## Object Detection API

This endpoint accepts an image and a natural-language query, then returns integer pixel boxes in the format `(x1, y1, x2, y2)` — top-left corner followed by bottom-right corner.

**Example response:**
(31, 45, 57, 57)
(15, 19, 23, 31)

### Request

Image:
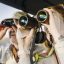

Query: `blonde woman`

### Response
(13, 11, 36, 64)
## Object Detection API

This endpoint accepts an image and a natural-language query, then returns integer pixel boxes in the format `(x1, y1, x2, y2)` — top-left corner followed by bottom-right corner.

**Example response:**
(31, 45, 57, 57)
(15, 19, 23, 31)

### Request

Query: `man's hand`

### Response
(0, 27, 9, 40)
(11, 26, 17, 32)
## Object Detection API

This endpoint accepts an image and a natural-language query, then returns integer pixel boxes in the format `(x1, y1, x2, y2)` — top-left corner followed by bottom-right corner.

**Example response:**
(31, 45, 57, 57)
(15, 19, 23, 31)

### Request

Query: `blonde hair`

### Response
(13, 11, 27, 19)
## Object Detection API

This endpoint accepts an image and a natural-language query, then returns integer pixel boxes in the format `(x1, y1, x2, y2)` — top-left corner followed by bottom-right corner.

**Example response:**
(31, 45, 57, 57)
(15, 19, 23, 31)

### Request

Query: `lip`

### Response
(10, 34, 15, 36)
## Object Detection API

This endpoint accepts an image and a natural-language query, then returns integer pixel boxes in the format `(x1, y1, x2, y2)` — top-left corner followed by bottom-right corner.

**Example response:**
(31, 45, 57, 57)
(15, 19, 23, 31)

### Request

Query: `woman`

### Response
(13, 11, 36, 64)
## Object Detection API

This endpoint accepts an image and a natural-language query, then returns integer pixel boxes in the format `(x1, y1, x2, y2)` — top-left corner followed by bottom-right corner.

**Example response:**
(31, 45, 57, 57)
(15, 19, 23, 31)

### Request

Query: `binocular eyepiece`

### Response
(36, 10, 48, 23)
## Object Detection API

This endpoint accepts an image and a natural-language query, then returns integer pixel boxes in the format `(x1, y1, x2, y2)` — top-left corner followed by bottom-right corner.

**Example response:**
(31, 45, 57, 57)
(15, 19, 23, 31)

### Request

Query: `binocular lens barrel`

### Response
(37, 10, 48, 22)
(19, 16, 28, 26)
(1, 19, 15, 27)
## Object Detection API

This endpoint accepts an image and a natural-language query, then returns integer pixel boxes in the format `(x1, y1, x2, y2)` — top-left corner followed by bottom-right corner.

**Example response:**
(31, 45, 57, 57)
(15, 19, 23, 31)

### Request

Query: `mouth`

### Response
(11, 35, 15, 36)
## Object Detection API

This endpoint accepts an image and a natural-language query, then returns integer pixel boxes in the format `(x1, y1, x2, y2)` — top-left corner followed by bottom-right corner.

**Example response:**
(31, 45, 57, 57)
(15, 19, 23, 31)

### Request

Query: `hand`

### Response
(24, 28, 36, 51)
(4, 27, 9, 31)
(11, 26, 17, 32)
(0, 27, 9, 40)
(42, 8, 62, 41)
(16, 28, 36, 55)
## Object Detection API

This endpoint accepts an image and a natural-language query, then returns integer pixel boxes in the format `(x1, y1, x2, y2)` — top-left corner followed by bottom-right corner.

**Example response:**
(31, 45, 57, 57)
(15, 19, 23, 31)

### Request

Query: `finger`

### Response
(24, 28, 36, 49)
(11, 26, 17, 32)
(16, 29, 24, 51)
(13, 18, 19, 28)
(4, 27, 9, 31)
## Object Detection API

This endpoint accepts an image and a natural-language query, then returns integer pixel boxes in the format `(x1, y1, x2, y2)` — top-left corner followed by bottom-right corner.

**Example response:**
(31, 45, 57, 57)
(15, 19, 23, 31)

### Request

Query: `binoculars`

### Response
(19, 10, 48, 28)
(1, 16, 38, 28)
(1, 10, 48, 28)
(19, 15, 38, 28)
(1, 18, 15, 27)
(36, 10, 48, 22)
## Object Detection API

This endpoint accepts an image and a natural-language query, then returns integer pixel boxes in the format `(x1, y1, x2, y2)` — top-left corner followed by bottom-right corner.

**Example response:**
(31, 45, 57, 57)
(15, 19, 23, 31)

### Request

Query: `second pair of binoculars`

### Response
(1, 10, 49, 28)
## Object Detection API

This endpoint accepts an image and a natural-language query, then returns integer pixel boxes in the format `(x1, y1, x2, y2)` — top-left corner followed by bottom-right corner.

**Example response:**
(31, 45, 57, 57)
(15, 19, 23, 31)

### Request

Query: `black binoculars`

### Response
(1, 16, 38, 28)
(19, 15, 38, 28)
(1, 10, 48, 28)
(1, 19, 15, 27)
(36, 10, 48, 22)
(18, 10, 48, 29)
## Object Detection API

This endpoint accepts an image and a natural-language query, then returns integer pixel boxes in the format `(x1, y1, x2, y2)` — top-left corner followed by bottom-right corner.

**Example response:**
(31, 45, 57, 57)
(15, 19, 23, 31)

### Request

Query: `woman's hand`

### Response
(24, 28, 36, 51)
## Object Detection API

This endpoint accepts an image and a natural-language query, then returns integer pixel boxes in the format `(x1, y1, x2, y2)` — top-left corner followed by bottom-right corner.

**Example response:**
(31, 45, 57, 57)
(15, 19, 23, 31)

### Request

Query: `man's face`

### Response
(9, 28, 17, 43)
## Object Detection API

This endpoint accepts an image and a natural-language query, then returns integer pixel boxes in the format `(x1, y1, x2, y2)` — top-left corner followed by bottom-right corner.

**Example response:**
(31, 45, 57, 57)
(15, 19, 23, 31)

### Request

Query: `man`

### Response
(5, 26, 18, 64)
(0, 23, 18, 64)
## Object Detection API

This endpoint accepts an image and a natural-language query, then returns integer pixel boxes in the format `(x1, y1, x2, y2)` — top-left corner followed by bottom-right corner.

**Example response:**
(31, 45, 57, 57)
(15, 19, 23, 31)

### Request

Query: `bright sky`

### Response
(0, 3, 21, 23)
